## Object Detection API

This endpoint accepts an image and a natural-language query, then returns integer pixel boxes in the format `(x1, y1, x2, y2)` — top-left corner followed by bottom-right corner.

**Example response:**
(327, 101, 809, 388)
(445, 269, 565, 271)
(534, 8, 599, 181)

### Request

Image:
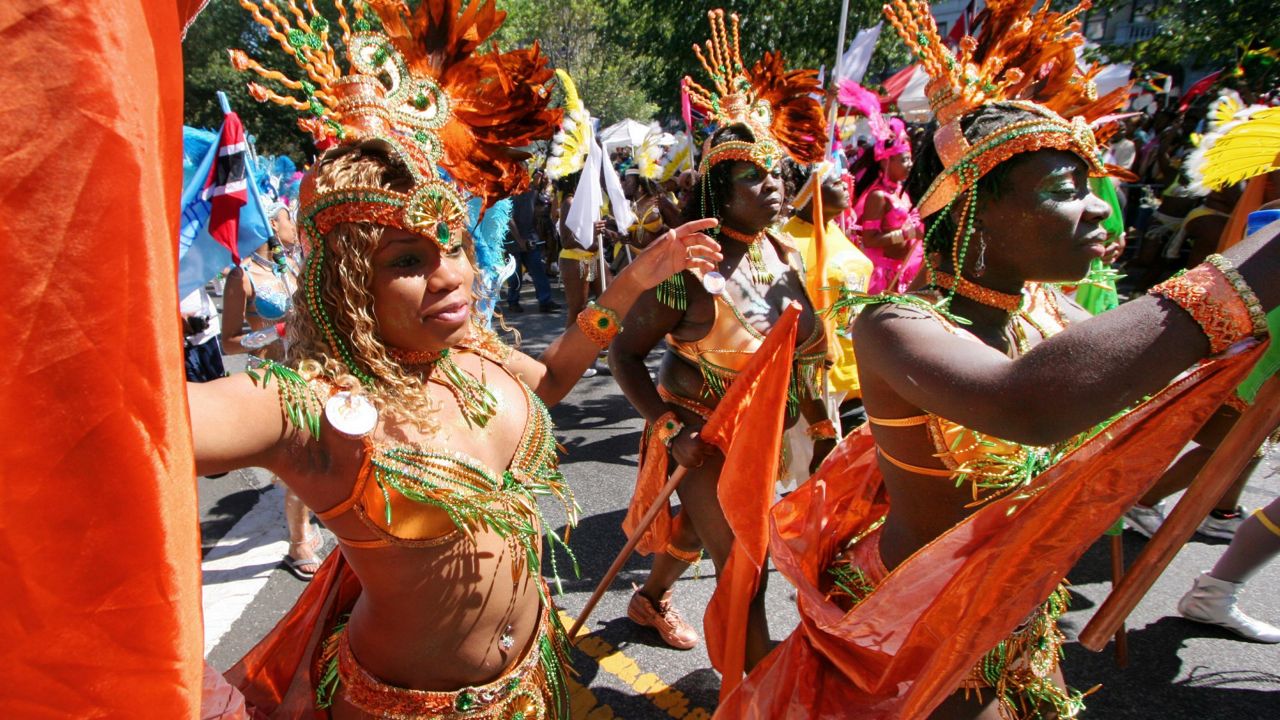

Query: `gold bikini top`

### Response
(866, 284, 1072, 505)
(666, 232, 828, 406)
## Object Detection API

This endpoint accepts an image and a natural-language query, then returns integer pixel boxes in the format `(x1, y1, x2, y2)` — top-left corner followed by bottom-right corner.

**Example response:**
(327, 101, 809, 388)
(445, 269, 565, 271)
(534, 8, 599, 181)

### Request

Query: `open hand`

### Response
(622, 218, 723, 290)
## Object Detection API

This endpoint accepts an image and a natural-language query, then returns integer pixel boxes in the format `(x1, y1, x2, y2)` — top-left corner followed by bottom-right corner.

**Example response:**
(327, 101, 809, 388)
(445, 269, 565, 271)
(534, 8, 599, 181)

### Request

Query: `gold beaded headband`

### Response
(699, 138, 784, 174)
(918, 103, 1105, 217)
(299, 179, 469, 252)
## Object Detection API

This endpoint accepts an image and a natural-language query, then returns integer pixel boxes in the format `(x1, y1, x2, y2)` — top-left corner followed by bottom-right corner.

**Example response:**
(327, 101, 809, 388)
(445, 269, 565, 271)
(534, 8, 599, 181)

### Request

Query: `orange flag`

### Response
(700, 303, 801, 700)
(1, 1, 206, 716)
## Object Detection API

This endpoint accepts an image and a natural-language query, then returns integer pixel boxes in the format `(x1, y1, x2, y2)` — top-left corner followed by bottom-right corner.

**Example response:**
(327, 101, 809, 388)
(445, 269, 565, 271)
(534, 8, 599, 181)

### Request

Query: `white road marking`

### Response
(201, 484, 287, 656)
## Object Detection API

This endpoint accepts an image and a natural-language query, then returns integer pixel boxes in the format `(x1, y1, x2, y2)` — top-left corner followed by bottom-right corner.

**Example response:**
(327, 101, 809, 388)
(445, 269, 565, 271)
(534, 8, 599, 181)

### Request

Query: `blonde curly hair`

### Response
(286, 140, 483, 430)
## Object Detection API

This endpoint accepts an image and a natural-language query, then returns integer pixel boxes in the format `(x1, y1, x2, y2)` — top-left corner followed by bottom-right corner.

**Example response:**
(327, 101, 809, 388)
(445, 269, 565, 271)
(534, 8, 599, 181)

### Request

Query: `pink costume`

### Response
(833, 93, 925, 295)
(853, 172, 924, 294)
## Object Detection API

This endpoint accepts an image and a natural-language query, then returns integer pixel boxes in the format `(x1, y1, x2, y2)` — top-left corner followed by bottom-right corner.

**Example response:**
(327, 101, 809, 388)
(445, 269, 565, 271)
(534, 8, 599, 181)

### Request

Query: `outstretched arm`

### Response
(507, 219, 722, 406)
(187, 372, 291, 477)
(854, 219, 1280, 446)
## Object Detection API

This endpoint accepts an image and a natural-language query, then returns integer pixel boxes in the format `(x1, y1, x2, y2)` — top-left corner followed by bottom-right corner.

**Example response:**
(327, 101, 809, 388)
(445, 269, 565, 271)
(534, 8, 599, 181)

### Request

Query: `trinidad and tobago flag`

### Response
(177, 116, 271, 298)
(203, 112, 249, 264)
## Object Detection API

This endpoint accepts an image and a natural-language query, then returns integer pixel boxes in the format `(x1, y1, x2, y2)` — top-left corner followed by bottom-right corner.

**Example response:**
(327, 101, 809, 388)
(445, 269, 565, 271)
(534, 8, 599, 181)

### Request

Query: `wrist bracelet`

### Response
(806, 418, 838, 441)
(1149, 263, 1258, 354)
(654, 411, 685, 447)
(577, 301, 623, 349)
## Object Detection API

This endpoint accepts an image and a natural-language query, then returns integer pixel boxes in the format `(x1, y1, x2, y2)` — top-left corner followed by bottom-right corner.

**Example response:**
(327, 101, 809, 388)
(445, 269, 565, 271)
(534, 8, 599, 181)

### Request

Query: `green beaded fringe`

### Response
(246, 360, 324, 440)
(434, 349, 498, 429)
(656, 272, 687, 310)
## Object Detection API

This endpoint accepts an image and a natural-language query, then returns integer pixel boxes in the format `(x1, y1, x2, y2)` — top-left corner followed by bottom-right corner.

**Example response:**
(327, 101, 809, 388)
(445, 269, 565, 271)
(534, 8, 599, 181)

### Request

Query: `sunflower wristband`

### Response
(576, 301, 623, 349)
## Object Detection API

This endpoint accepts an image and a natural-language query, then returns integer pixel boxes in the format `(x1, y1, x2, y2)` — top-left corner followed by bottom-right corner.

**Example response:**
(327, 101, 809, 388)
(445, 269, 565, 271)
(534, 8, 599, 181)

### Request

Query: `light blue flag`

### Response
(177, 125, 272, 298)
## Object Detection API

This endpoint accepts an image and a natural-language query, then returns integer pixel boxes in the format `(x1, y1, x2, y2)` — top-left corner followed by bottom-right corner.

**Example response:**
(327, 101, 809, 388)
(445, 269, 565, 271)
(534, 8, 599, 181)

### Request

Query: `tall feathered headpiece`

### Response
(1186, 90, 1280, 193)
(683, 9, 826, 172)
(883, 0, 1128, 217)
(836, 79, 910, 161)
(546, 69, 594, 180)
(230, 0, 559, 246)
(630, 124, 669, 181)
(229, 0, 559, 381)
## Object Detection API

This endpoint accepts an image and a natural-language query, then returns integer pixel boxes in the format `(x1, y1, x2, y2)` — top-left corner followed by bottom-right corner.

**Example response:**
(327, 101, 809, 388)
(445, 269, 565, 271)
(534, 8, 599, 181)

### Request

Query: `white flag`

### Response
(837, 23, 882, 83)
(601, 151, 636, 234)
(566, 139, 603, 250)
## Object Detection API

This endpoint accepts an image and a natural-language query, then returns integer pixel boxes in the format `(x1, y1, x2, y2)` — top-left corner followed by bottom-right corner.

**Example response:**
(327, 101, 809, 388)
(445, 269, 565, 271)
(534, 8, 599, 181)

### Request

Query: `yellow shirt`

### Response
(782, 216, 873, 397)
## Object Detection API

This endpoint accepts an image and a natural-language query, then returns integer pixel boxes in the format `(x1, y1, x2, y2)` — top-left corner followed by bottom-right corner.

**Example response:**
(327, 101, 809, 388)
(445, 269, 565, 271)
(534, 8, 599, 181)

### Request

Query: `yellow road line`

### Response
(559, 610, 714, 720)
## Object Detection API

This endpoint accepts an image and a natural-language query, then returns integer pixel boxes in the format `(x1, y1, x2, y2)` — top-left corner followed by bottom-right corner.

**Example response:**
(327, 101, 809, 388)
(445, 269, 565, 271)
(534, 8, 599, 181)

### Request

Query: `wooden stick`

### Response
(568, 465, 690, 642)
(1080, 374, 1280, 651)
(1108, 534, 1129, 667)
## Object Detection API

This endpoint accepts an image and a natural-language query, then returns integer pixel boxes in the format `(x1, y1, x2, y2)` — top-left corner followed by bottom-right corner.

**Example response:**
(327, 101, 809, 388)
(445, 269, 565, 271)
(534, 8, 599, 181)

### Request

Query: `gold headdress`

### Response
(683, 9, 826, 173)
(884, 0, 1128, 217)
(546, 69, 593, 180)
(230, 0, 559, 384)
(231, 0, 559, 248)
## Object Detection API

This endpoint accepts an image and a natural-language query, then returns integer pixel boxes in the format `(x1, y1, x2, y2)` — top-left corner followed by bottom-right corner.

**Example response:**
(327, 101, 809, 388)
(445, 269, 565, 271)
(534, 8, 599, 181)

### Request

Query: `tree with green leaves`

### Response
(182, 0, 917, 156)
(183, 0, 327, 161)
(1092, 0, 1279, 75)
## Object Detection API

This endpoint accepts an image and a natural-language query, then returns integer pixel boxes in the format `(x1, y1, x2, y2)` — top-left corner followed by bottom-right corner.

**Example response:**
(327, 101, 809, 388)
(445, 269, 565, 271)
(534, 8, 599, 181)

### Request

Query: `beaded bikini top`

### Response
(666, 232, 827, 412)
(863, 285, 1087, 506)
(256, 336, 577, 587)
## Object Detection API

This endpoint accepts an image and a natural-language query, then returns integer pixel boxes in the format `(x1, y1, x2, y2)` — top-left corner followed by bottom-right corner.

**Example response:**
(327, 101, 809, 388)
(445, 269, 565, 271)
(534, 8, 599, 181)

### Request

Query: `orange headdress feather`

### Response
(883, 0, 1129, 217)
(230, 0, 558, 207)
(683, 9, 826, 171)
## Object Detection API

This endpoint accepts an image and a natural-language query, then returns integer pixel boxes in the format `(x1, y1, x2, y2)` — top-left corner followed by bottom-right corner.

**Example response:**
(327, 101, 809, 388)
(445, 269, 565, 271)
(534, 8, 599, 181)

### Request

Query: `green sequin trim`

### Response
(656, 272, 687, 310)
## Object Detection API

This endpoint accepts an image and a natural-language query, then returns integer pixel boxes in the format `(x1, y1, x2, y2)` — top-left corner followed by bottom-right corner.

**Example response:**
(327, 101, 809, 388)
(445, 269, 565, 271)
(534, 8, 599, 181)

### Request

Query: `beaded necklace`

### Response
(930, 270, 1025, 313)
(719, 225, 776, 285)
(388, 345, 498, 429)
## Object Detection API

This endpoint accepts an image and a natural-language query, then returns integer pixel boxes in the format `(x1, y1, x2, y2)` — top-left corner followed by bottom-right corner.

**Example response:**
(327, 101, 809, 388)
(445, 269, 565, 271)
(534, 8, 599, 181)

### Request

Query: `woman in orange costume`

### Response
(190, 2, 721, 717)
(609, 10, 835, 665)
(718, 1, 1280, 718)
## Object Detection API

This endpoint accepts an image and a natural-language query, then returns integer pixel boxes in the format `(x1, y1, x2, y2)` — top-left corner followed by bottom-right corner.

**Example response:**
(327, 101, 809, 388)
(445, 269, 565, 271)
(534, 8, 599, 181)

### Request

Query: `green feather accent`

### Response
(313, 617, 348, 708)
(247, 360, 323, 439)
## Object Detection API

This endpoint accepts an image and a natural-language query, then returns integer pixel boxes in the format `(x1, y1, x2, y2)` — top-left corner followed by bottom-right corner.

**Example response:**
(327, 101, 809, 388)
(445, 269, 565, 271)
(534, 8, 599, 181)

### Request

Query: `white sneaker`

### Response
(1178, 572, 1280, 643)
(582, 367, 598, 378)
(1124, 502, 1166, 538)
(1197, 507, 1247, 540)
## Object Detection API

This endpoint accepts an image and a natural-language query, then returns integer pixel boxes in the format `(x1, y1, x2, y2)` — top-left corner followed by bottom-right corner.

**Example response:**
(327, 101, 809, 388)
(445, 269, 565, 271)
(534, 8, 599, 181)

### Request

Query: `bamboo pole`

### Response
(1080, 374, 1280, 651)
(568, 465, 690, 641)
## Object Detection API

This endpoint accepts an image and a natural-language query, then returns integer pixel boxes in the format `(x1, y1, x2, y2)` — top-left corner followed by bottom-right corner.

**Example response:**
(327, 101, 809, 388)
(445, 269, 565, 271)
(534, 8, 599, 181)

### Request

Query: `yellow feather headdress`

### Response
(546, 69, 594, 180)
(1187, 90, 1280, 193)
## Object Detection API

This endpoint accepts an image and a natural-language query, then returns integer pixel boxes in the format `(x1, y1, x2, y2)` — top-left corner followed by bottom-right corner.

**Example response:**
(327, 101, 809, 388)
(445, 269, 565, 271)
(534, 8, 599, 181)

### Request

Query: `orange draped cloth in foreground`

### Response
(717, 344, 1265, 719)
(0, 1, 208, 716)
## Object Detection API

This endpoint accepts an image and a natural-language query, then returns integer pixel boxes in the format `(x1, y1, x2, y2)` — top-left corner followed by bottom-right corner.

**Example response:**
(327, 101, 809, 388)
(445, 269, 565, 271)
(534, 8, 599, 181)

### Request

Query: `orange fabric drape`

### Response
(0, 0, 207, 716)
(699, 304, 800, 701)
(622, 424, 677, 556)
(226, 550, 362, 718)
(717, 344, 1264, 719)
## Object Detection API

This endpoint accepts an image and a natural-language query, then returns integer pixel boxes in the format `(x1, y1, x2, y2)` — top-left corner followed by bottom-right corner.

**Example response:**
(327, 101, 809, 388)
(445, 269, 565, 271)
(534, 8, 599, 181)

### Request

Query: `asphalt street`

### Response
(200, 279, 1279, 718)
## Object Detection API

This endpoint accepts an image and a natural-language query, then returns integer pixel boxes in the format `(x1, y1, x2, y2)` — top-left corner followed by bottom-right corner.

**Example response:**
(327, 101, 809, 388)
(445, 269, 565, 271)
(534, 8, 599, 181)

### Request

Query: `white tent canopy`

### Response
(598, 119, 652, 150)
(895, 65, 932, 122)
